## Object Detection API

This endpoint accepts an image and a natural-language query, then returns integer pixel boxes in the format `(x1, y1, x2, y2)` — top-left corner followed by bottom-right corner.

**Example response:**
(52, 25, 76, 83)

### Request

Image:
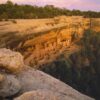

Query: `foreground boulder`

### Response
(0, 48, 24, 73)
(0, 48, 94, 100)
(0, 74, 21, 97)
(15, 89, 76, 100)
(16, 68, 94, 100)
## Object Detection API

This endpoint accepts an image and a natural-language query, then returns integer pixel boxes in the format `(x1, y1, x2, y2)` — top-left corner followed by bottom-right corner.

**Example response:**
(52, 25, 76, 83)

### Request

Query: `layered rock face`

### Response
(0, 48, 94, 100)
(18, 16, 88, 67)
(0, 16, 96, 68)
(0, 17, 99, 64)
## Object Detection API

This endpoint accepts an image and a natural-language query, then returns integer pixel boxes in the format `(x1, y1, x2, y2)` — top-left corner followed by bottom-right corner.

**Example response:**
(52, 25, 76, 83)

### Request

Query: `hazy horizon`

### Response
(0, 0, 100, 12)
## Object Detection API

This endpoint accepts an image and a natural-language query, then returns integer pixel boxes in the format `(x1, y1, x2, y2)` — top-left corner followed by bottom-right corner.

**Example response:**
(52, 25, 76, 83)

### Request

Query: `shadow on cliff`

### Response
(39, 29, 100, 100)
(0, 31, 24, 49)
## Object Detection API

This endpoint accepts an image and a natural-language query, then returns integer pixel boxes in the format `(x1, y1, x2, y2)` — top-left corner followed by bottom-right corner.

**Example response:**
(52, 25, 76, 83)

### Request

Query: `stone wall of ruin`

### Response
(18, 16, 91, 66)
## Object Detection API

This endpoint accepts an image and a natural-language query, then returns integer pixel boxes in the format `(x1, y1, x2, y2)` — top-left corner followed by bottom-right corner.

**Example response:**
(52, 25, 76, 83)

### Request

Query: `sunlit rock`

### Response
(0, 74, 21, 97)
(0, 48, 24, 73)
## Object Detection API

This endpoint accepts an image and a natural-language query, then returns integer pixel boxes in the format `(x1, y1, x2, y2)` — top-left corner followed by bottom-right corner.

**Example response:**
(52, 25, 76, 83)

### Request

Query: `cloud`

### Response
(68, 0, 100, 11)
(0, 0, 6, 3)
(0, 0, 81, 7)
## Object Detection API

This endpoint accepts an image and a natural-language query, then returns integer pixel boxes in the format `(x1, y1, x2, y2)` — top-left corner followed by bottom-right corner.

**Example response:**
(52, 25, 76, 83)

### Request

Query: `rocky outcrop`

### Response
(16, 68, 94, 100)
(14, 89, 76, 100)
(0, 48, 24, 73)
(0, 74, 21, 97)
(0, 48, 94, 100)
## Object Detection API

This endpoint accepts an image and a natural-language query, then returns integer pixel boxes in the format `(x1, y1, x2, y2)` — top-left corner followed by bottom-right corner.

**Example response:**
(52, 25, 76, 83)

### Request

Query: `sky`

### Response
(0, 0, 100, 11)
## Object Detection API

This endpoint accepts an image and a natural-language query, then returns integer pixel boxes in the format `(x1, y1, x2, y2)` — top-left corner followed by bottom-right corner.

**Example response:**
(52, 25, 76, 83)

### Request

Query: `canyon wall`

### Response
(0, 16, 100, 100)
(0, 16, 99, 67)
(17, 16, 90, 67)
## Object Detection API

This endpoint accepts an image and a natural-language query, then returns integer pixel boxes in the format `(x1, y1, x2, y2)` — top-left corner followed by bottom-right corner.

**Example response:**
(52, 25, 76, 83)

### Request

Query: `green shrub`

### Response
(11, 20, 17, 24)
(0, 19, 3, 21)
(4, 18, 9, 21)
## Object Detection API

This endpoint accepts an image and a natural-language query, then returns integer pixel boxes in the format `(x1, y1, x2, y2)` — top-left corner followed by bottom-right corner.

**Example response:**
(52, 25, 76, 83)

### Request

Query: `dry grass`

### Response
(0, 16, 100, 49)
(0, 17, 100, 36)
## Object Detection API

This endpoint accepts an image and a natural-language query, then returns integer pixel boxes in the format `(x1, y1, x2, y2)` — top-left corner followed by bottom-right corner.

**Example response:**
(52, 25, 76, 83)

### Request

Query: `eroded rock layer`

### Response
(16, 16, 91, 67)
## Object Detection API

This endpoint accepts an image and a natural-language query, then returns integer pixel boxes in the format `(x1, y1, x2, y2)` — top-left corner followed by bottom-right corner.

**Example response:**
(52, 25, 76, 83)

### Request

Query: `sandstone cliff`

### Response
(0, 48, 94, 100)
(0, 17, 100, 68)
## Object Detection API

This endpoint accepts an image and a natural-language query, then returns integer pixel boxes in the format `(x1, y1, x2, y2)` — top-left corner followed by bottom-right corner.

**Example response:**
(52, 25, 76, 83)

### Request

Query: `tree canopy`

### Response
(0, 0, 100, 19)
